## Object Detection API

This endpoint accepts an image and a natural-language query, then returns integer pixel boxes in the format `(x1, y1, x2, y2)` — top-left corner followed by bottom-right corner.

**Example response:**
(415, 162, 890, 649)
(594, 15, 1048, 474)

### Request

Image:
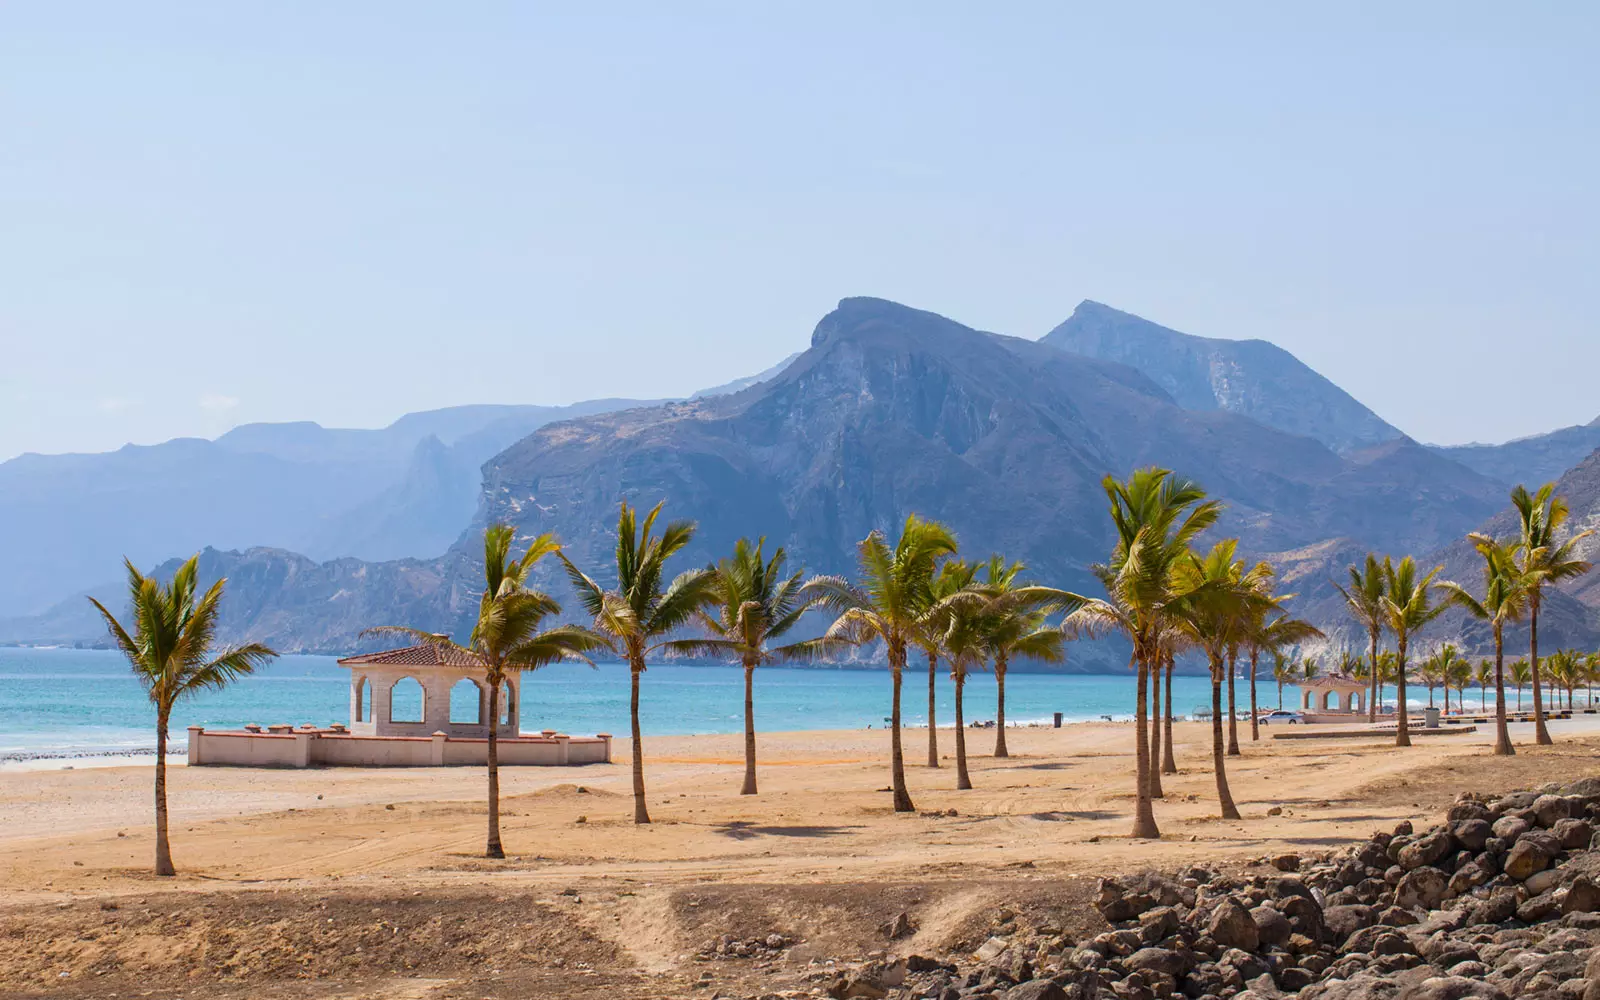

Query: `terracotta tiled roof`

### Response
(337, 644, 485, 668)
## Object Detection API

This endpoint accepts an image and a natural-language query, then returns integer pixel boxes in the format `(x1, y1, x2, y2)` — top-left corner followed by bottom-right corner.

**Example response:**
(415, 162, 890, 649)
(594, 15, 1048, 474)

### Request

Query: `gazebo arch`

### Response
(1301, 676, 1370, 718)
(336, 644, 522, 738)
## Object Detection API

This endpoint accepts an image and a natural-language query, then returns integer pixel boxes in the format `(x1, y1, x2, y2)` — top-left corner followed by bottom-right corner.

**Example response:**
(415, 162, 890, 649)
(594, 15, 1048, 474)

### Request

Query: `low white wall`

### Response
(188, 727, 612, 768)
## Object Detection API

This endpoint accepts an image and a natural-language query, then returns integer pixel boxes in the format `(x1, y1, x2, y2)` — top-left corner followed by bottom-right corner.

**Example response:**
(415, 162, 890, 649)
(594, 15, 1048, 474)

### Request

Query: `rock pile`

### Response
(807, 778, 1600, 1000)
(699, 933, 797, 962)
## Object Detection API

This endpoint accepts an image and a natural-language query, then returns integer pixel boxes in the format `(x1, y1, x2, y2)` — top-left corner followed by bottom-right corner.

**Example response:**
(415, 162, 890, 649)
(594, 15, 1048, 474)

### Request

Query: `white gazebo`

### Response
(1300, 676, 1369, 718)
(338, 642, 520, 739)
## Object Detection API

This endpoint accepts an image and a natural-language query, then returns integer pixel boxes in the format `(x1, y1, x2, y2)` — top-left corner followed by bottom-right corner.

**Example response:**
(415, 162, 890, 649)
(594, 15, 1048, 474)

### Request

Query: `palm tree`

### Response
(89, 556, 277, 875)
(1381, 556, 1447, 747)
(1510, 658, 1532, 712)
(1334, 555, 1389, 723)
(1272, 651, 1296, 710)
(1548, 649, 1580, 711)
(928, 560, 982, 789)
(1418, 653, 1442, 709)
(1587, 653, 1599, 709)
(668, 538, 828, 795)
(1064, 468, 1221, 839)
(1166, 539, 1275, 821)
(1249, 611, 1322, 740)
(560, 501, 718, 824)
(974, 555, 1080, 759)
(369, 524, 604, 856)
(1440, 534, 1529, 755)
(1442, 646, 1471, 715)
(1475, 660, 1492, 712)
(1511, 483, 1595, 744)
(912, 558, 974, 769)
(806, 515, 958, 813)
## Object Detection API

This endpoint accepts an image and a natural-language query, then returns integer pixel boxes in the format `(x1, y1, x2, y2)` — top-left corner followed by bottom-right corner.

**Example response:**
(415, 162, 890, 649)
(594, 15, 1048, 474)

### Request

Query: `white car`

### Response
(1260, 710, 1304, 725)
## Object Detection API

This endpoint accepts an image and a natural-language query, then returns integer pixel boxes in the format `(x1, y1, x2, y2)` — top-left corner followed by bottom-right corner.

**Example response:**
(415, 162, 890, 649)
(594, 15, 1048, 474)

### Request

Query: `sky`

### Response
(2, 3, 1596, 461)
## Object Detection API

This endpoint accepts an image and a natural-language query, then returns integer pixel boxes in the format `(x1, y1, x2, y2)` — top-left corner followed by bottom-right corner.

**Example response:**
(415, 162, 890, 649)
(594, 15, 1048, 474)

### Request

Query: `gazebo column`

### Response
(423, 675, 452, 732)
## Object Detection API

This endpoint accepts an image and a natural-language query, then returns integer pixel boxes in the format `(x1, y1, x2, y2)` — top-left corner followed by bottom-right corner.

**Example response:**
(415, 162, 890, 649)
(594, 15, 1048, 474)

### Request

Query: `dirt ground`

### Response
(2, 719, 1597, 999)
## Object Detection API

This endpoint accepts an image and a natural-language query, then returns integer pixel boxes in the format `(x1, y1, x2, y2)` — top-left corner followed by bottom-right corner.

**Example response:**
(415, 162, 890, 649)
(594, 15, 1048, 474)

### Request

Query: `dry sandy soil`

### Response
(2, 718, 1597, 999)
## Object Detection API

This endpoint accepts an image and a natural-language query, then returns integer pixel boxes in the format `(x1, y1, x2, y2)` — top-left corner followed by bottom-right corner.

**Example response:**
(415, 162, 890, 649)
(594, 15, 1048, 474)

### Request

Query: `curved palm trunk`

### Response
(741, 661, 758, 795)
(154, 711, 175, 876)
(1162, 653, 1177, 775)
(1248, 649, 1260, 742)
(1394, 637, 1411, 748)
(889, 647, 914, 813)
(993, 658, 1009, 758)
(486, 677, 505, 857)
(1210, 657, 1240, 820)
(630, 661, 651, 824)
(1148, 658, 1164, 798)
(954, 672, 971, 790)
(926, 650, 939, 768)
(1131, 652, 1159, 839)
(1226, 649, 1240, 756)
(1367, 630, 1380, 722)
(1493, 627, 1512, 755)
(1531, 599, 1552, 744)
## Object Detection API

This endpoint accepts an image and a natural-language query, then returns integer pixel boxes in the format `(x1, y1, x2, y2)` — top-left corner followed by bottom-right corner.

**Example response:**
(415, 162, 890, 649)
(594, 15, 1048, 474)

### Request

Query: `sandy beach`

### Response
(2, 717, 1598, 999)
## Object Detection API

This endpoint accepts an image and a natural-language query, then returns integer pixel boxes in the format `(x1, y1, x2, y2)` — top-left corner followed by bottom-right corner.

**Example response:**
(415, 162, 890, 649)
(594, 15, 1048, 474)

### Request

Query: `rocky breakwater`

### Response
(813, 778, 1600, 1000)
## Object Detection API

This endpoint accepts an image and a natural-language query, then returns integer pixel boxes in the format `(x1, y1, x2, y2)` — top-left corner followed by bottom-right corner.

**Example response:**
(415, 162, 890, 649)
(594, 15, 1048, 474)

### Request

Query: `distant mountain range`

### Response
(5, 297, 1597, 665)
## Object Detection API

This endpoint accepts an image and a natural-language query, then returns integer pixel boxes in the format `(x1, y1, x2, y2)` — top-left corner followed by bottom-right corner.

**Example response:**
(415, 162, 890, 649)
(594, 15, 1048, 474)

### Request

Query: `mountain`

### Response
(0, 399, 660, 617)
(1042, 301, 1405, 454)
(690, 352, 803, 399)
(1, 298, 1522, 665)
(1427, 418, 1600, 490)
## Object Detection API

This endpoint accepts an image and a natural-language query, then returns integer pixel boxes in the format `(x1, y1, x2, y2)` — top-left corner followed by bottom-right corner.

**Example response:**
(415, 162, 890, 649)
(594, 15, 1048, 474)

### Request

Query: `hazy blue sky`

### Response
(3, 3, 1595, 460)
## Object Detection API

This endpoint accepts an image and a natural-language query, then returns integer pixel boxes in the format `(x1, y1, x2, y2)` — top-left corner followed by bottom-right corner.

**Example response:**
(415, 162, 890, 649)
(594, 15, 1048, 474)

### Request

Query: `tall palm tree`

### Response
(928, 560, 983, 789)
(1381, 556, 1447, 747)
(1418, 653, 1443, 709)
(1549, 649, 1580, 710)
(1166, 539, 1275, 821)
(1511, 483, 1595, 744)
(1272, 651, 1296, 710)
(89, 556, 277, 875)
(667, 538, 828, 795)
(1249, 611, 1323, 740)
(973, 555, 1081, 759)
(912, 560, 970, 769)
(369, 524, 605, 856)
(1475, 660, 1493, 712)
(806, 515, 958, 813)
(1510, 658, 1532, 711)
(1437, 644, 1469, 714)
(1440, 534, 1528, 755)
(1064, 468, 1221, 839)
(560, 501, 718, 824)
(1334, 555, 1389, 723)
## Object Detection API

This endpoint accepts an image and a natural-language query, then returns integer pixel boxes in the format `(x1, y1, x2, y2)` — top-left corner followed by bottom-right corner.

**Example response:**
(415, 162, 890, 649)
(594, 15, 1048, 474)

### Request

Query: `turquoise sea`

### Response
(0, 647, 1445, 759)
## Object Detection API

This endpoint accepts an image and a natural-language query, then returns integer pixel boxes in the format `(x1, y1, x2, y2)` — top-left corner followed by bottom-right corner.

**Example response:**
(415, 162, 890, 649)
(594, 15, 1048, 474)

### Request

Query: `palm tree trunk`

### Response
(1226, 648, 1240, 756)
(1277, 678, 1284, 711)
(1368, 630, 1379, 722)
(154, 711, 175, 876)
(1493, 628, 1512, 755)
(1148, 657, 1164, 798)
(741, 661, 758, 795)
(1131, 651, 1159, 839)
(1161, 653, 1177, 775)
(954, 673, 971, 790)
(486, 678, 505, 857)
(1395, 637, 1412, 748)
(1249, 649, 1260, 742)
(926, 650, 939, 768)
(890, 648, 914, 813)
(630, 661, 651, 824)
(993, 659, 1009, 758)
(1210, 659, 1240, 820)
(1531, 597, 1552, 744)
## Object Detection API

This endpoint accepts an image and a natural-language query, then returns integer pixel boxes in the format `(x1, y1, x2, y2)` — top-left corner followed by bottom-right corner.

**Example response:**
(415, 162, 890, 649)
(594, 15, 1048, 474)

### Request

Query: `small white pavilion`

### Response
(185, 643, 611, 768)
(1299, 676, 1370, 720)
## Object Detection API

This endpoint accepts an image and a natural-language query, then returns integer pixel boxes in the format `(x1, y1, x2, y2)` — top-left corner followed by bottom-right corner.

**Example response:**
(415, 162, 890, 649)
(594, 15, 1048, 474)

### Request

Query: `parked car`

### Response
(1260, 710, 1304, 725)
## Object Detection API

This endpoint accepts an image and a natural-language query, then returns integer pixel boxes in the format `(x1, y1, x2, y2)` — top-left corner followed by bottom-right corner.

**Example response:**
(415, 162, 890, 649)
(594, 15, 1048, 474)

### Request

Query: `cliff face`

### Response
(1042, 300, 1405, 454)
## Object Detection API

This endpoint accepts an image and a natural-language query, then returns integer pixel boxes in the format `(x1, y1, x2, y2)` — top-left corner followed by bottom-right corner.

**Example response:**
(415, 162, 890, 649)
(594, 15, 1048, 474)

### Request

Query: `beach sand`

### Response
(2, 717, 1598, 998)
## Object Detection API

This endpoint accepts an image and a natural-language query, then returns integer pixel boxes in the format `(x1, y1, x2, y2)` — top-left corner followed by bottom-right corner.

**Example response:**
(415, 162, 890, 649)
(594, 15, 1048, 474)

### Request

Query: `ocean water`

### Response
(0, 647, 1441, 758)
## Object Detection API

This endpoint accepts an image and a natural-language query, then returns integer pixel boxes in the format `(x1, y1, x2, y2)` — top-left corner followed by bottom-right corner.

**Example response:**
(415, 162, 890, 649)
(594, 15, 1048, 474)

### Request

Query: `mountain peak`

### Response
(1042, 302, 1404, 454)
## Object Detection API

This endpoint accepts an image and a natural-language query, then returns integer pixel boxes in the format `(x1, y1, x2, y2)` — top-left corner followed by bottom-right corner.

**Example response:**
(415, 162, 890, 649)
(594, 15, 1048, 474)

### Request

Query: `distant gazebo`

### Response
(1300, 676, 1367, 716)
(337, 642, 519, 739)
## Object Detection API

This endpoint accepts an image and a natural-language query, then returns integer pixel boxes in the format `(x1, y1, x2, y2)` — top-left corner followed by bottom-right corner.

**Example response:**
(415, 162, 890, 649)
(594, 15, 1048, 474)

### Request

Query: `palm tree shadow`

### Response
(712, 821, 862, 841)
(1029, 809, 1119, 822)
